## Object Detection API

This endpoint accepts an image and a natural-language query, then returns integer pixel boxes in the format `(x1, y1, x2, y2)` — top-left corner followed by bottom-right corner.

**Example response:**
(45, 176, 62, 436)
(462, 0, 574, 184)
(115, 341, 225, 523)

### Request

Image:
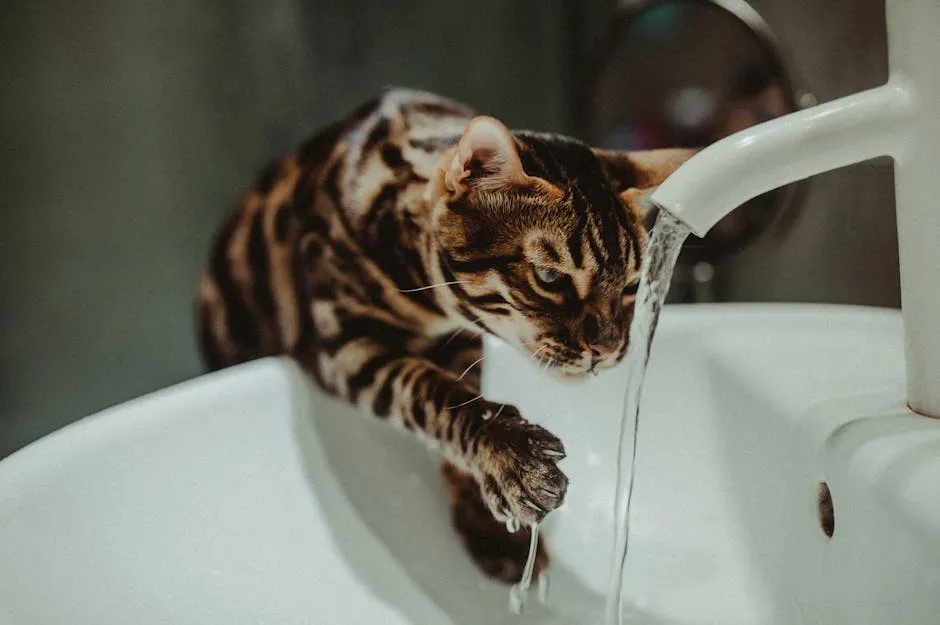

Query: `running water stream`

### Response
(504, 210, 691, 623)
(604, 211, 691, 625)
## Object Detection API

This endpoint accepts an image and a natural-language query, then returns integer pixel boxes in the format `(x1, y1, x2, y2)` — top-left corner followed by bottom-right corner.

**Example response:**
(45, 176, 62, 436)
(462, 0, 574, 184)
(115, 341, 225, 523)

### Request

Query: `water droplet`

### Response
(508, 584, 526, 614)
(507, 521, 540, 615)
(537, 572, 551, 604)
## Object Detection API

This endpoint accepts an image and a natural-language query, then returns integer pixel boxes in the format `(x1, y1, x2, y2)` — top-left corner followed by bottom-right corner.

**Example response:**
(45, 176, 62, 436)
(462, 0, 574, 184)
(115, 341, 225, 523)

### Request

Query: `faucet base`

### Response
(889, 0, 940, 418)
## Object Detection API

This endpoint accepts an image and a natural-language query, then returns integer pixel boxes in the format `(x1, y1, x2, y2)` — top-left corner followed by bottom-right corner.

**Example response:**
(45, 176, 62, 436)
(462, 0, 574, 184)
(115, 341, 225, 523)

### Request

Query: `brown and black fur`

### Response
(196, 88, 693, 583)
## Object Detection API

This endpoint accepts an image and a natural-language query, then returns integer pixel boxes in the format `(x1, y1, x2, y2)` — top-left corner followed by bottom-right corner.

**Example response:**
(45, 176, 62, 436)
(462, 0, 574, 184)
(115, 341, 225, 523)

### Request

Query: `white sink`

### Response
(1, 304, 938, 624)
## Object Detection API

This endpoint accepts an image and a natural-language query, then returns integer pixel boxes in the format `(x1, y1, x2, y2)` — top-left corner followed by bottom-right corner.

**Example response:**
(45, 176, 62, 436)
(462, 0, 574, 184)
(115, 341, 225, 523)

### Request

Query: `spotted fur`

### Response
(196, 88, 693, 583)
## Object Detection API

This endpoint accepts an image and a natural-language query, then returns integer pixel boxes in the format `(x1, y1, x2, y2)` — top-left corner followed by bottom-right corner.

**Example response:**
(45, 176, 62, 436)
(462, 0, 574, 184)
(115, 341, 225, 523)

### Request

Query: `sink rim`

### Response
(0, 302, 901, 480)
(0, 302, 908, 510)
(0, 302, 903, 492)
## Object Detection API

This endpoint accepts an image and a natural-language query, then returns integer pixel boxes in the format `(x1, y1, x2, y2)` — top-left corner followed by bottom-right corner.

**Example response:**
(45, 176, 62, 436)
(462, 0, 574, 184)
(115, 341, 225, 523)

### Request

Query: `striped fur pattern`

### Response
(196, 88, 693, 582)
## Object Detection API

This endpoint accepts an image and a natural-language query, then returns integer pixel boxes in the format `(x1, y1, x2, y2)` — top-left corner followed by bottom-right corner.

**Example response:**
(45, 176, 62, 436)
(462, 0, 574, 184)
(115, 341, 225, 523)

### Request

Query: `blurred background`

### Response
(0, 0, 894, 458)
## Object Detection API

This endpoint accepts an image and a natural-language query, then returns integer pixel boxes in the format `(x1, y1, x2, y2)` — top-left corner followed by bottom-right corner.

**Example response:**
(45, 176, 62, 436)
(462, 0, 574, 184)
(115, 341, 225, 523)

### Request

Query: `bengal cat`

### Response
(196, 88, 693, 583)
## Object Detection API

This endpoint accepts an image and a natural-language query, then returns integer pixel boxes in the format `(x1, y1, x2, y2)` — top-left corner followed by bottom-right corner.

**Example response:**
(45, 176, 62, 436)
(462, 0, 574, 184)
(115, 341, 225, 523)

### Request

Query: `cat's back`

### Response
(328, 88, 475, 220)
(195, 89, 474, 370)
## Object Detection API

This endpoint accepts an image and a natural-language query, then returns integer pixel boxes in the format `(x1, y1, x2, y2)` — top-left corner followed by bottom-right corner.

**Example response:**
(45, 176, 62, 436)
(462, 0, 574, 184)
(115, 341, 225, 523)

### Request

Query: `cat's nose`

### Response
(583, 314, 619, 357)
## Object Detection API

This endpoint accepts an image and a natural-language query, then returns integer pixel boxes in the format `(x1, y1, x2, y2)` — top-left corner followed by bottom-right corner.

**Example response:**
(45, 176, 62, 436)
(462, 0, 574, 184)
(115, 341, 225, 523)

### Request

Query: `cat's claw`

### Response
(474, 404, 568, 525)
(533, 442, 566, 459)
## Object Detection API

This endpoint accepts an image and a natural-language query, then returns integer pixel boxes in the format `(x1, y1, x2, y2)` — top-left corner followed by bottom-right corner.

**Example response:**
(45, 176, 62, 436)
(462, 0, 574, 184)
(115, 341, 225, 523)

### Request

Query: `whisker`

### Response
(448, 394, 483, 410)
(529, 345, 549, 363)
(456, 356, 485, 381)
(440, 326, 466, 349)
(399, 280, 467, 293)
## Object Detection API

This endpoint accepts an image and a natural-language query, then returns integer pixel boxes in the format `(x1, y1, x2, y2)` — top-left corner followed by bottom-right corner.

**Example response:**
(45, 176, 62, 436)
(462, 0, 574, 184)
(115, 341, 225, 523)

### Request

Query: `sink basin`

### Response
(1, 304, 938, 624)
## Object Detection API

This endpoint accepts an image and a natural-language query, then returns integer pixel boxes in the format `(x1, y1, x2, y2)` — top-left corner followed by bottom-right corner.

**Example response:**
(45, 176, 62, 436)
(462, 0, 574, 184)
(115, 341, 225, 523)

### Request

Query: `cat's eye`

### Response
(532, 265, 573, 294)
(622, 280, 640, 297)
(534, 266, 562, 285)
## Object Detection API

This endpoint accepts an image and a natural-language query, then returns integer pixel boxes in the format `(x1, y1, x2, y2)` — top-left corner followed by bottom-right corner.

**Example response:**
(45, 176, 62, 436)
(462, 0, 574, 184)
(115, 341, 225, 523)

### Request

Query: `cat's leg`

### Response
(442, 461, 550, 583)
(422, 333, 553, 583)
(292, 319, 568, 528)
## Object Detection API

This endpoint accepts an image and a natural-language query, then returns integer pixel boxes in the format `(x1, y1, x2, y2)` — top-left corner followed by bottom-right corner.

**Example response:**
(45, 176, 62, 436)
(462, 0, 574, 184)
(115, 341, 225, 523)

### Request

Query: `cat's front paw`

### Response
(474, 404, 568, 526)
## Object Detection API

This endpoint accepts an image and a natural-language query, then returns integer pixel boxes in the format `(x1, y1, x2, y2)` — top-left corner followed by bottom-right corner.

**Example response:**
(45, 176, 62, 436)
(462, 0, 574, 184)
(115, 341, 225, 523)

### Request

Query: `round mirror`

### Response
(582, 0, 808, 262)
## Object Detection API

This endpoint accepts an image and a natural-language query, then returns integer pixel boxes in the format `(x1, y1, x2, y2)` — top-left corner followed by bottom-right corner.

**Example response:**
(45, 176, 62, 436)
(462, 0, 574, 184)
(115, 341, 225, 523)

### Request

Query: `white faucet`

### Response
(652, 0, 940, 418)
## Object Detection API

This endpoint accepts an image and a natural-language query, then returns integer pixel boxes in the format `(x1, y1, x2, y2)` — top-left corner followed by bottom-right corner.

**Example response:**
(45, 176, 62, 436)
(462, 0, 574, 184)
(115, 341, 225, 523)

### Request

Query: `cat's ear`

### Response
(594, 148, 698, 222)
(445, 116, 527, 194)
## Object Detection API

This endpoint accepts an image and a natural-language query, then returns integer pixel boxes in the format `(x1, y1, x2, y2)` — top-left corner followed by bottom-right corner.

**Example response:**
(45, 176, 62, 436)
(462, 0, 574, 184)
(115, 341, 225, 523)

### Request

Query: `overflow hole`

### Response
(817, 482, 835, 539)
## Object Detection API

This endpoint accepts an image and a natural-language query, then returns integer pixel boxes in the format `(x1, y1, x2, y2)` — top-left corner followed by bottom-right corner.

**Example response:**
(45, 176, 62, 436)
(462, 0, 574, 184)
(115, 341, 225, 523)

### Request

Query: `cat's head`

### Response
(428, 116, 694, 376)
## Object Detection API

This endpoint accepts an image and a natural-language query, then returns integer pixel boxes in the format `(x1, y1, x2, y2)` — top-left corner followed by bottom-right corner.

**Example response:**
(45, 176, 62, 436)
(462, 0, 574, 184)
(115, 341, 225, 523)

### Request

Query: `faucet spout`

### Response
(652, 2, 940, 419)
(651, 81, 915, 238)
